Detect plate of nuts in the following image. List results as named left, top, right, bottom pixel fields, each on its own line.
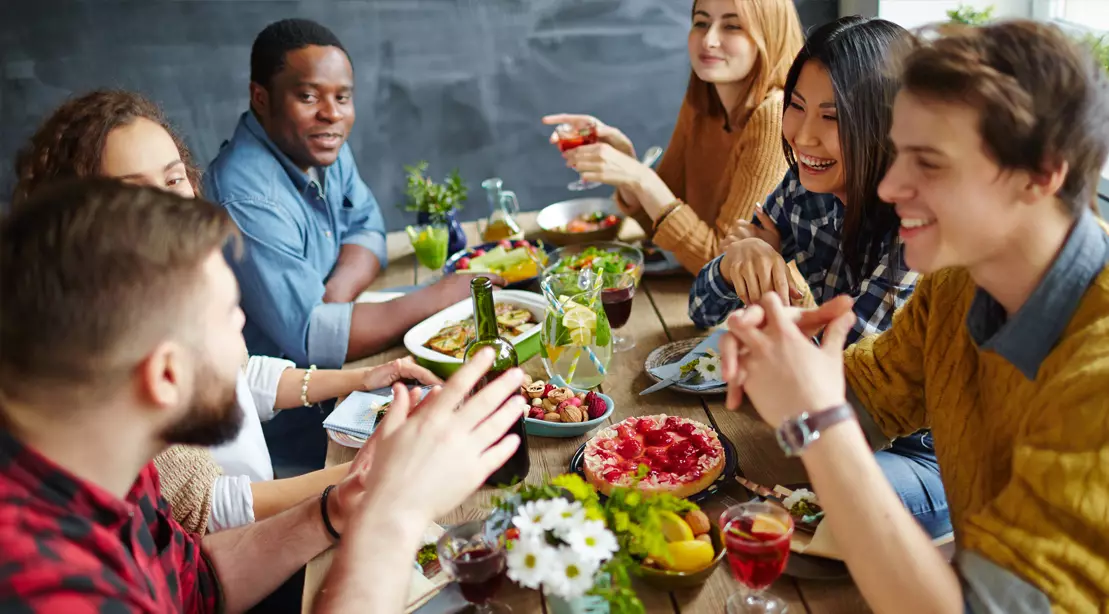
left=521, top=375, right=614, bottom=438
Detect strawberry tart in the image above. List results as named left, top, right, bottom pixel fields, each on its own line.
left=583, top=414, right=725, bottom=498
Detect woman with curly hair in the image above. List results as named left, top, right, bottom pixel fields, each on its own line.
left=12, top=90, right=440, bottom=534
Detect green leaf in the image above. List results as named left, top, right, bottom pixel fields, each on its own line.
left=595, top=310, right=611, bottom=347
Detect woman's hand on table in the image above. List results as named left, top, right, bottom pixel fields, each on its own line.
left=358, top=357, right=442, bottom=392
left=719, top=294, right=855, bottom=415
left=332, top=349, right=528, bottom=532
left=542, top=113, right=636, bottom=157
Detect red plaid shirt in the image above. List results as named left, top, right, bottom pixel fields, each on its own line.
left=0, top=429, right=222, bottom=613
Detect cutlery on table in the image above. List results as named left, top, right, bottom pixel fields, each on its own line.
left=639, top=369, right=697, bottom=395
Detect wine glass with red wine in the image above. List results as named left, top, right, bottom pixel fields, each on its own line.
left=437, top=521, right=511, bottom=613
left=719, top=502, right=794, bottom=613
left=599, top=244, right=644, bottom=352
left=555, top=121, right=602, bottom=191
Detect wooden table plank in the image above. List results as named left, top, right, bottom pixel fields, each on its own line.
left=304, top=215, right=866, bottom=613
left=646, top=274, right=870, bottom=614
left=643, top=275, right=809, bottom=614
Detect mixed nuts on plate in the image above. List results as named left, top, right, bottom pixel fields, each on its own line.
left=520, top=377, right=605, bottom=423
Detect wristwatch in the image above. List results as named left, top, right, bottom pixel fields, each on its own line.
left=775, top=403, right=856, bottom=457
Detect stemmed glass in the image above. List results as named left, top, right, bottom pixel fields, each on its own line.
left=437, top=521, right=511, bottom=613
left=555, top=121, right=601, bottom=191
left=599, top=246, right=643, bottom=352
left=719, top=502, right=795, bottom=613
left=406, top=223, right=449, bottom=278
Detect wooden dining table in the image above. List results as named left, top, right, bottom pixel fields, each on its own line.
left=301, top=212, right=869, bottom=613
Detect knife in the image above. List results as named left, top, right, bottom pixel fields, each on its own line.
left=735, top=476, right=825, bottom=529
left=639, top=369, right=696, bottom=395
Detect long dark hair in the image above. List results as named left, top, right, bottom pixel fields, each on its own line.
left=782, top=16, right=907, bottom=286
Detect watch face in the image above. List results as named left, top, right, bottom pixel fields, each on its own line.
left=776, top=419, right=808, bottom=455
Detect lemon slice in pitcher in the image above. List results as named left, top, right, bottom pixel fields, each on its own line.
left=562, top=306, right=596, bottom=331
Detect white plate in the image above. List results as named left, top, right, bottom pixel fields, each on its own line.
left=328, top=430, right=368, bottom=448
left=402, top=289, right=547, bottom=364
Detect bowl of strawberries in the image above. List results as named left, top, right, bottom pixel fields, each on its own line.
left=520, top=376, right=613, bottom=438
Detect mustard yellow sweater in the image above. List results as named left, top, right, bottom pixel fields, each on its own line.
left=845, top=268, right=1109, bottom=612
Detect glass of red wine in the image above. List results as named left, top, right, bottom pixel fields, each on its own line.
left=600, top=251, right=643, bottom=352
left=437, top=520, right=511, bottom=613
left=719, top=502, right=794, bottom=614
left=555, top=121, right=602, bottom=191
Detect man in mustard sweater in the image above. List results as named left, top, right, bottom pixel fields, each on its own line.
left=718, top=21, right=1109, bottom=613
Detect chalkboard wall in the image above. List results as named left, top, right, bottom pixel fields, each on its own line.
left=0, top=0, right=837, bottom=229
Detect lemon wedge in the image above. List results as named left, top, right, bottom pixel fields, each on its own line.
left=664, top=540, right=715, bottom=572
left=562, top=306, right=596, bottom=331
left=750, top=513, right=790, bottom=537
left=659, top=511, right=694, bottom=543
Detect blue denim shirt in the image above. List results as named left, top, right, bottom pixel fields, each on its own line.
left=203, top=111, right=388, bottom=368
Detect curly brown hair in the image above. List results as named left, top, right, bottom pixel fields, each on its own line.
left=900, top=21, right=1109, bottom=214
left=12, top=90, right=201, bottom=207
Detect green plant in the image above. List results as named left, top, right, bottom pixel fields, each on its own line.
left=1082, top=33, right=1109, bottom=73
left=947, top=4, right=994, bottom=25
left=401, top=161, right=466, bottom=222
left=495, top=470, right=697, bottom=614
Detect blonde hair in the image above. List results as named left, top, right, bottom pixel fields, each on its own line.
left=686, top=0, right=804, bottom=125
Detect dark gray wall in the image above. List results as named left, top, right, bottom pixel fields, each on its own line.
left=0, top=0, right=837, bottom=230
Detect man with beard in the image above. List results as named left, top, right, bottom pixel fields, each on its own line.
left=0, top=179, right=527, bottom=613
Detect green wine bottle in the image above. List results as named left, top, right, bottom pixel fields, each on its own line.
left=463, top=276, right=529, bottom=486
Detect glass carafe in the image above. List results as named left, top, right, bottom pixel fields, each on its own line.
left=479, top=178, right=524, bottom=243
left=540, top=270, right=613, bottom=389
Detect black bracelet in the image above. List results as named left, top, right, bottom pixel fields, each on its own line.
left=320, top=484, right=341, bottom=541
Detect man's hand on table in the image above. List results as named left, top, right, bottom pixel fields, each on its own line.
left=427, top=272, right=506, bottom=306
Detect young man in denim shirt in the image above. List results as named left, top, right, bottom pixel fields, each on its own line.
left=204, top=19, right=493, bottom=474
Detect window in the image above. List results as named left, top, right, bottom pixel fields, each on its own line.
left=1040, top=0, right=1109, bottom=32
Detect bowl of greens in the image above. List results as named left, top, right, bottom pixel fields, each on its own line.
left=544, top=242, right=644, bottom=281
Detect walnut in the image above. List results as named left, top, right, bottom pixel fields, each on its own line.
left=525, top=381, right=547, bottom=399
left=531, top=398, right=544, bottom=407
left=558, top=403, right=585, bottom=423
left=547, top=387, right=574, bottom=404
left=543, top=412, right=562, bottom=422
left=576, top=392, right=588, bottom=400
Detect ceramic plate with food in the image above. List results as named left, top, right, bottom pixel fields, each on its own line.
left=403, top=289, right=547, bottom=378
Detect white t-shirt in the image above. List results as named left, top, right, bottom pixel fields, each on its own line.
left=206, top=355, right=294, bottom=532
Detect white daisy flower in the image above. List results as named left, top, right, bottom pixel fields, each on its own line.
left=561, top=519, right=618, bottom=563
left=513, top=501, right=548, bottom=538
left=694, top=354, right=722, bottom=382
left=506, top=536, right=555, bottom=590
left=537, top=498, right=573, bottom=532
left=545, top=547, right=600, bottom=600
left=551, top=501, right=588, bottom=538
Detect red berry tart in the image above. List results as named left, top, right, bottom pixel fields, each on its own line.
left=583, top=414, right=725, bottom=498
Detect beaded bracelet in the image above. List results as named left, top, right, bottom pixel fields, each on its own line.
left=301, top=365, right=317, bottom=407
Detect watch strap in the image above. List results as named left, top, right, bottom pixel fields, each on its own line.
left=776, top=403, right=856, bottom=457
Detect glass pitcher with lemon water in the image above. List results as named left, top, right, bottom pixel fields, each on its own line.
left=539, top=270, right=613, bottom=389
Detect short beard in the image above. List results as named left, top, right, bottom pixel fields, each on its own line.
left=160, top=360, right=242, bottom=447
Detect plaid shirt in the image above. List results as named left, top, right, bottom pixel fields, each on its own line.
left=0, top=428, right=222, bottom=613
left=689, top=170, right=918, bottom=344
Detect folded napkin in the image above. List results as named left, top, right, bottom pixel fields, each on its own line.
left=647, top=329, right=727, bottom=391
left=323, top=390, right=390, bottom=439
left=791, top=521, right=955, bottom=560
